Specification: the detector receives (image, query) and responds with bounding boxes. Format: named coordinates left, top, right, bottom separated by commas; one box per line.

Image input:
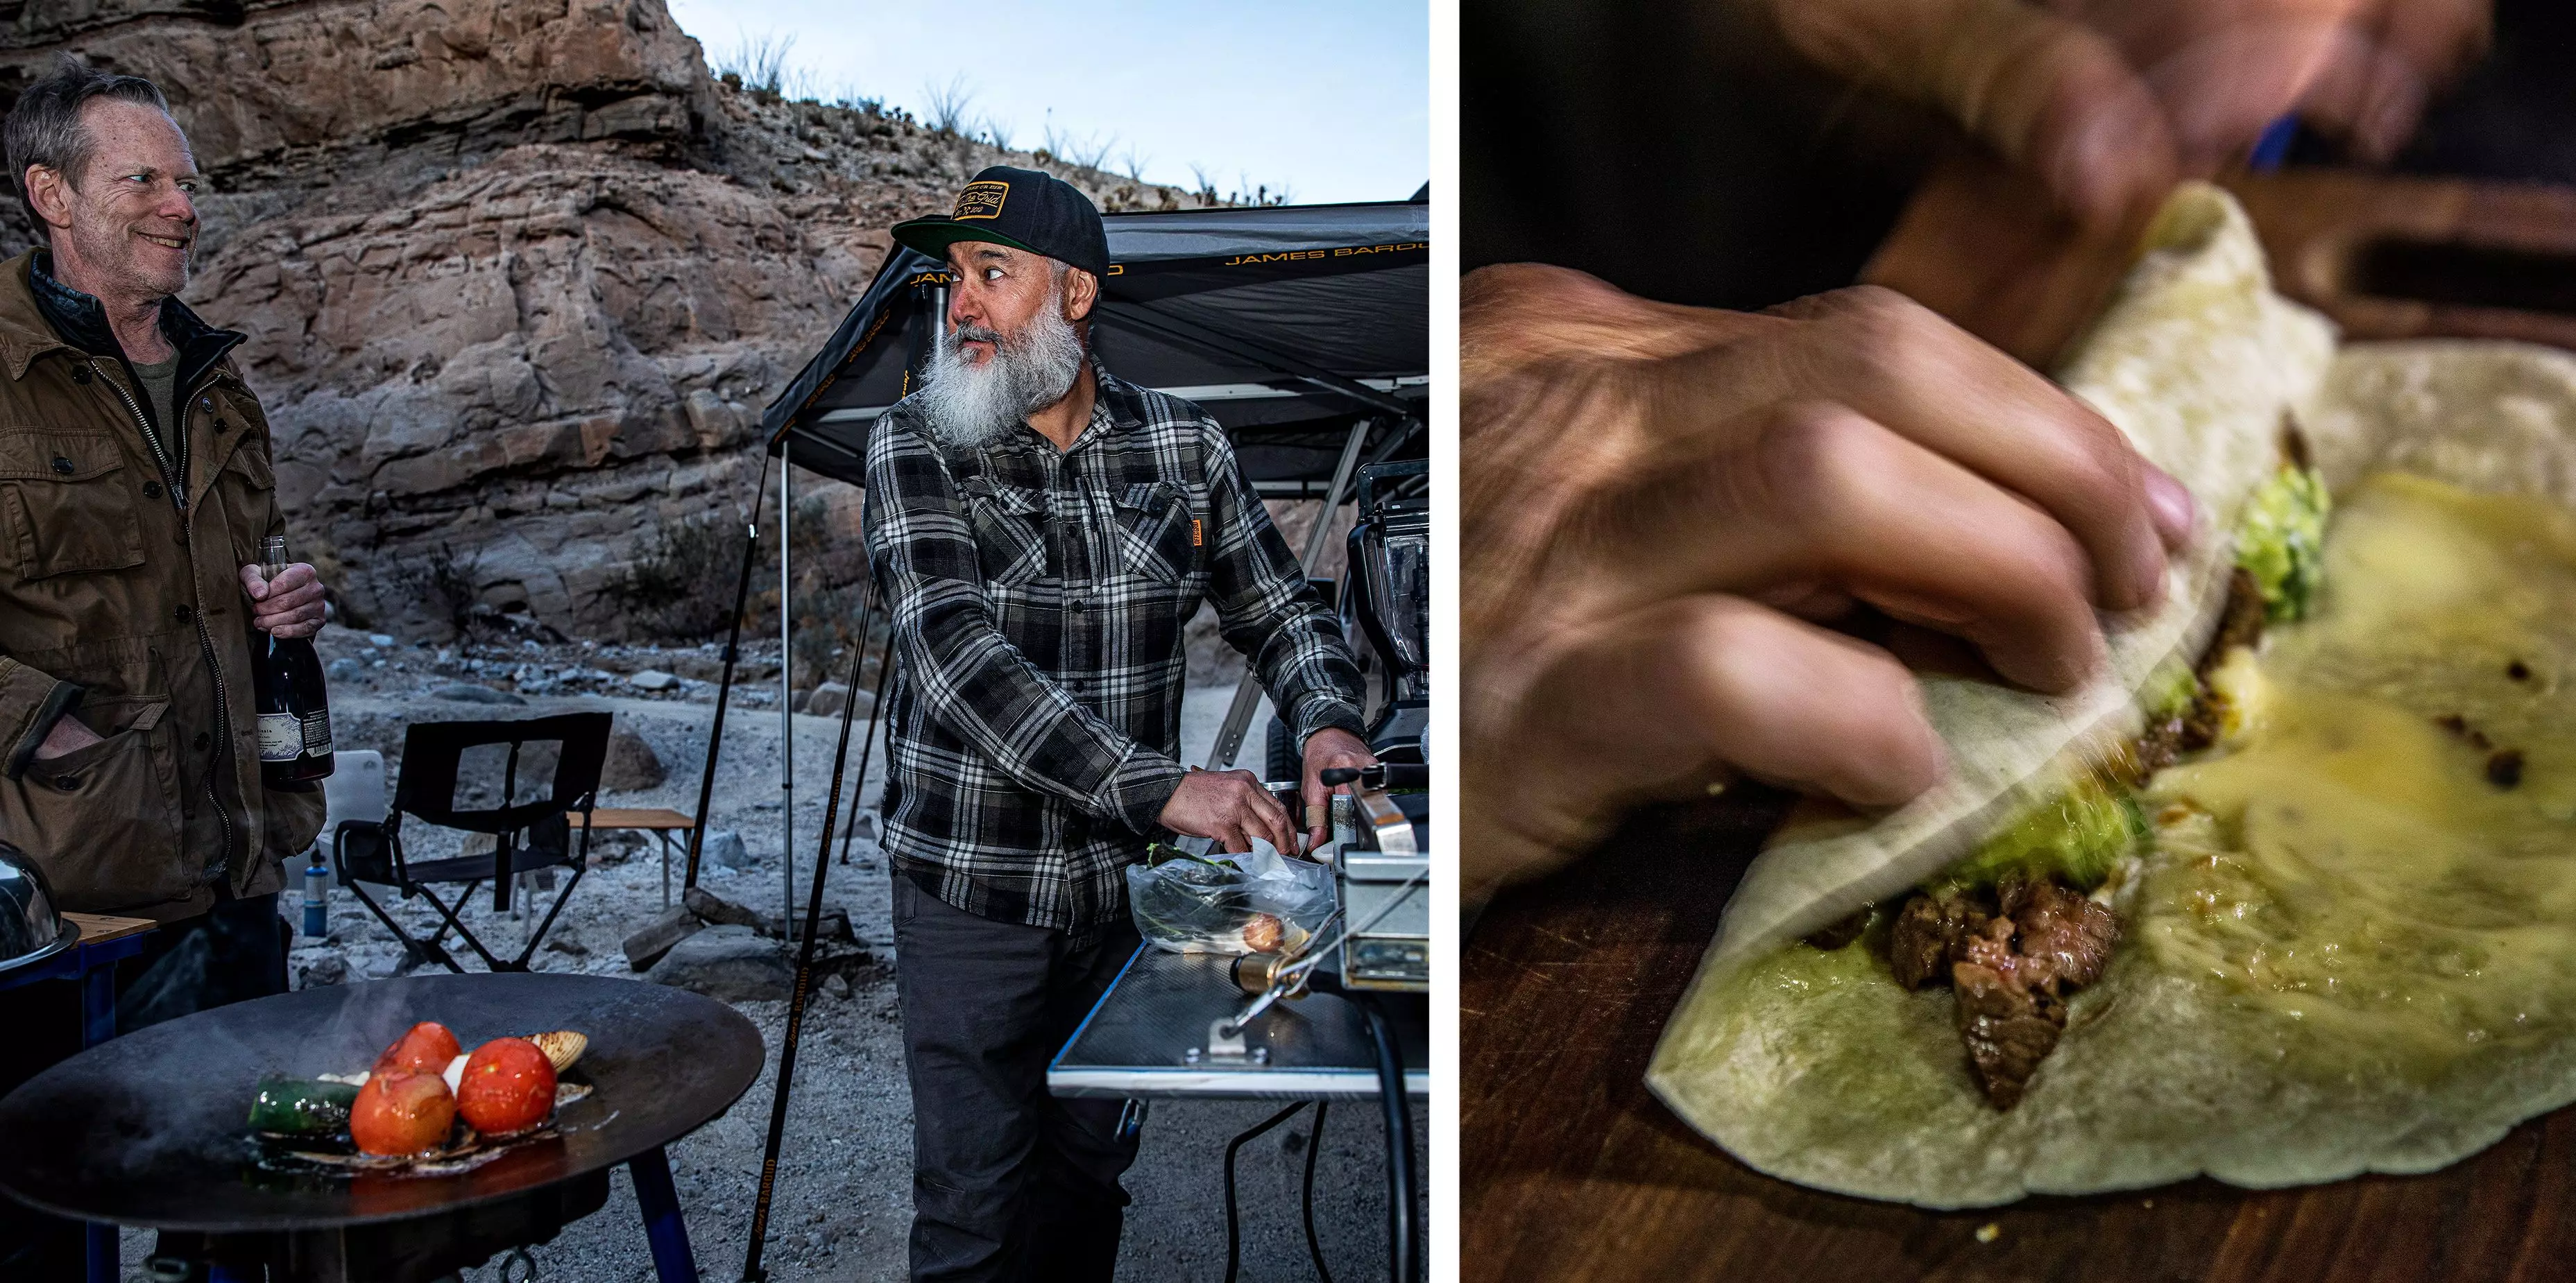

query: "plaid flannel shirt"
left=863, top=357, right=1367, bottom=942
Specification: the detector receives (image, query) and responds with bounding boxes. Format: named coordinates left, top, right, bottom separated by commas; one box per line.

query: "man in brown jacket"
left=0, top=58, right=327, bottom=1279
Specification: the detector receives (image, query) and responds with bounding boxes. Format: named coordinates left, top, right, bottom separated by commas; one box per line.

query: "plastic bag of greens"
left=1126, top=841, right=1335, bottom=956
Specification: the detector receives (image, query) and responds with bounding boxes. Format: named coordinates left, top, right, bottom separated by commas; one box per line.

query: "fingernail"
left=2144, top=470, right=2195, bottom=546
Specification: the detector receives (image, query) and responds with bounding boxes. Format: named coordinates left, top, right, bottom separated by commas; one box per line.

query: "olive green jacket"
left=0, top=250, right=323, bottom=921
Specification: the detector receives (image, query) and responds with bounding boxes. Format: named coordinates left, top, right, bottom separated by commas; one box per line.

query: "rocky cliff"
left=0, top=0, right=1213, bottom=640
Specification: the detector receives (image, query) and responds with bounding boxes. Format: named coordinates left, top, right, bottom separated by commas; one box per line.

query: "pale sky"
left=665, top=1, right=1429, bottom=205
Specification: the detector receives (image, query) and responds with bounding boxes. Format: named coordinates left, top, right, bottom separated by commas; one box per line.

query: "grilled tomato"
left=350, top=1070, right=455, bottom=1156
left=373, top=1022, right=463, bottom=1076
left=455, top=1037, right=558, bottom=1135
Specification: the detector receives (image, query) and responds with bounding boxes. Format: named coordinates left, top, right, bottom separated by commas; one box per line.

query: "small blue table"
left=0, top=913, right=155, bottom=1283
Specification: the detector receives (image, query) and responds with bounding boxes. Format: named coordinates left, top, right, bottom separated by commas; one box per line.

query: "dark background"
left=1462, top=0, right=2576, bottom=312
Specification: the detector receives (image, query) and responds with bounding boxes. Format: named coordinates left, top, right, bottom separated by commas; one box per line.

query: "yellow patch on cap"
left=953, top=181, right=1007, bottom=221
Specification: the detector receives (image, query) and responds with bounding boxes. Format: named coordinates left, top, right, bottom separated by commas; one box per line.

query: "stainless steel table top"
left=1048, top=945, right=1430, bottom=1101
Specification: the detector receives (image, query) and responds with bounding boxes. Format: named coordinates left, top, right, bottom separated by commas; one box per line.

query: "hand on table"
left=241, top=561, right=327, bottom=638
left=1159, top=766, right=1297, bottom=856
left=1759, top=0, right=2489, bottom=225
left=1460, top=266, right=2194, bottom=897
left=1299, top=727, right=1378, bottom=853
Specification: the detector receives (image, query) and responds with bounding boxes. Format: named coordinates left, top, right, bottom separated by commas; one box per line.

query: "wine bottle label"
left=302, top=711, right=334, bottom=755
left=258, top=712, right=302, bottom=762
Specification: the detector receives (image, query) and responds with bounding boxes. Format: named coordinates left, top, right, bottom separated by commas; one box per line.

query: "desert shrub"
left=377, top=543, right=479, bottom=639
left=608, top=514, right=767, bottom=642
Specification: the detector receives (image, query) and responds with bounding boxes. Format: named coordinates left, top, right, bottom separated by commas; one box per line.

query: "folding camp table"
left=565, top=807, right=697, bottom=907
left=1048, top=946, right=1430, bottom=1101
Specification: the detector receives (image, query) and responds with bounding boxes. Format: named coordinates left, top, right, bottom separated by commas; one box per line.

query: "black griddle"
left=0, top=972, right=761, bottom=1234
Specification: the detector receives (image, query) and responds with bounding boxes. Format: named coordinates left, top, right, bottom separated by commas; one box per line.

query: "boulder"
left=621, top=904, right=701, bottom=972
left=629, top=670, right=679, bottom=692
left=683, top=885, right=766, bottom=931
left=805, top=682, right=875, bottom=719
left=699, top=829, right=750, bottom=871
left=644, top=926, right=792, bottom=1001
left=775, top=905, right=853, bottom=942
left=326, top=657, right=366, bottom=681
left=602, top=727, right=666, bottom=790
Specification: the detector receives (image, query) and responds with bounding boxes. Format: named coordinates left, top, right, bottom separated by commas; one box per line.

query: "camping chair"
left=332, top=713, right=611, bottom=974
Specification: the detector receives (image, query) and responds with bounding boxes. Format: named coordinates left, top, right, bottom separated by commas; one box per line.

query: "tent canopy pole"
left=685, top=455, right=773, bottom=890
left=781, top=449, right=796, bottom=930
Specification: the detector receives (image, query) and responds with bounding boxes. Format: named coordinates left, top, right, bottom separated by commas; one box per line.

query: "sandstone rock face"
left=1, top=0, right=1213, bottom=640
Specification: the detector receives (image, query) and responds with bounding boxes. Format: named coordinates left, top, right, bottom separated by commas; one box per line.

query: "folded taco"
left=1647, top=183, right=2576, bottom=1207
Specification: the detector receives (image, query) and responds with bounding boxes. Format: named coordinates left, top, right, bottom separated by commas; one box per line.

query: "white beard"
left=918, top=293, right=1086, bottom=450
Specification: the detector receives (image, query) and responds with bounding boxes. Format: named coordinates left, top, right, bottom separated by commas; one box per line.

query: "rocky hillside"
left=0, top=0, right=1214, bottom=641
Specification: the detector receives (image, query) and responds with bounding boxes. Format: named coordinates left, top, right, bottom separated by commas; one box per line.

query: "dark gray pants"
left=892, top=876, right=1143, bottom=1283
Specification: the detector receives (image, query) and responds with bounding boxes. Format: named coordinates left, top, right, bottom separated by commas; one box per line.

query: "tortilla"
left=1646, top=185, right=2576, bottom=1206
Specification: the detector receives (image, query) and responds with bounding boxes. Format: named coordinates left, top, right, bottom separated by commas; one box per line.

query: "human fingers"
left=238, top=562, right=269, bottom=600
left=1472, top=595, right=1946, bottom=893
left=252, top=584, right=326, bottom=633
left=1761, top=286, right=2192, bottom=606
left=2289, top=0, right=2488, bottom=162
left=1579, top=401, right=2110, bottom=694
left=1230, top=770, right=1298, bottom=856
left=1768, top=0, right=2178, bottom=227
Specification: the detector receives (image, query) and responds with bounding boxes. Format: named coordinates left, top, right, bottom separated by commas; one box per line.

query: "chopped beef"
left=2127, top=714, right=2186, bottom=781
left=1954, top=961, right=2066, bottom=1110
left=2001, top=871, right=2120, bottom=990
left=1888, top=890, right=1991, bottom=990
left=2488, top=748, right=2526, bottom=789
left=2206, top=567, right=2269, bottom=669
left=1886, top=872, right=2120, bottom=1108
left=2279, top=411, right=2313, bottom=470
left=1803, top=906, right=1873, bottom=952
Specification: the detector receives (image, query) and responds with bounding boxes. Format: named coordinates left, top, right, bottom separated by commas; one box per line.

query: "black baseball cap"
left=891, top=165, right=1109, bottom=279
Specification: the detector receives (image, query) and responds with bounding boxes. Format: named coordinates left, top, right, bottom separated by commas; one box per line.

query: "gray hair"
left=5, top=56, right=174, bottom=241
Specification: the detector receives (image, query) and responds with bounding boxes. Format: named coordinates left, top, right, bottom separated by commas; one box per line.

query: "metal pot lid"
left=0, top=841, right=71, bottom=974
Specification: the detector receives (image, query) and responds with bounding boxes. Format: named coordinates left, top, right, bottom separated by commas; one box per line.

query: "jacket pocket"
left=0, top=433, right=145, bottom=579
left=214, top=436, right=278, bottom=569
left=1112, top=482, right=1197, bottom=586
left=0, top=695, right=191, bottom=912
left=962, top=479, right=1048, bottom=586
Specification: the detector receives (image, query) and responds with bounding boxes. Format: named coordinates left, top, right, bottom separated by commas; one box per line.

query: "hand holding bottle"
left=241, top=560, right=327, bottom=637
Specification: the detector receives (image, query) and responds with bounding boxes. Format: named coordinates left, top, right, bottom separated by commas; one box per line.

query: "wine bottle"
left=255, top=534, right=335, bottom=789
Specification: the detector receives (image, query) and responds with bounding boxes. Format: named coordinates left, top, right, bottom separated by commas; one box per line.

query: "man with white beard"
left=866, top=166, right=1376, bottom=1282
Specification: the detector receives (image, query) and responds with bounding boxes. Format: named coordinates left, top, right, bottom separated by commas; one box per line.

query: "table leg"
left=79, top=951, right=121, bottom=1283
left=630, top=1144, right=698, bottom=1283
left=78, top=956, right=115, bottom=1049
left=84, top=1222, right=116, bottom=1283
left=660, top=832, right=674, bottom=909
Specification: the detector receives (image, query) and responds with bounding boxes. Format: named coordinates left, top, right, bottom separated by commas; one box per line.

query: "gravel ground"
left=117, top=631, right=1424, bottom=1282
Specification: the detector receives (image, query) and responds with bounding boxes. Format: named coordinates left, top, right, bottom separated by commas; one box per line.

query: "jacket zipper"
left=99, top=361, right=239, bottom=886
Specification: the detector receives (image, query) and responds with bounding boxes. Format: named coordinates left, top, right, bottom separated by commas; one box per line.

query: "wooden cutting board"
left=1463, top=166, right=2576, bottom=1282
left=1461, top=793, right=2576, bottom=1282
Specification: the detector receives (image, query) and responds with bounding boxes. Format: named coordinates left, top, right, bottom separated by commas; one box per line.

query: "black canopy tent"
left=694, top=195, right=1430, bottom=1277
left=760, top=196, right=1430, bottom=493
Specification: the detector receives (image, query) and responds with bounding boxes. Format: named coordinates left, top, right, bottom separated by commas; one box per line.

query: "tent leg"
left=684, top=456, right=771, bottom=890
left=780, top=450, right=796, bottom=931
left=1203, top=417, right=1373, bottom=772
left=839, top=630, right=898, bottom=866
left=740, top=604, right=873, bottom=1283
